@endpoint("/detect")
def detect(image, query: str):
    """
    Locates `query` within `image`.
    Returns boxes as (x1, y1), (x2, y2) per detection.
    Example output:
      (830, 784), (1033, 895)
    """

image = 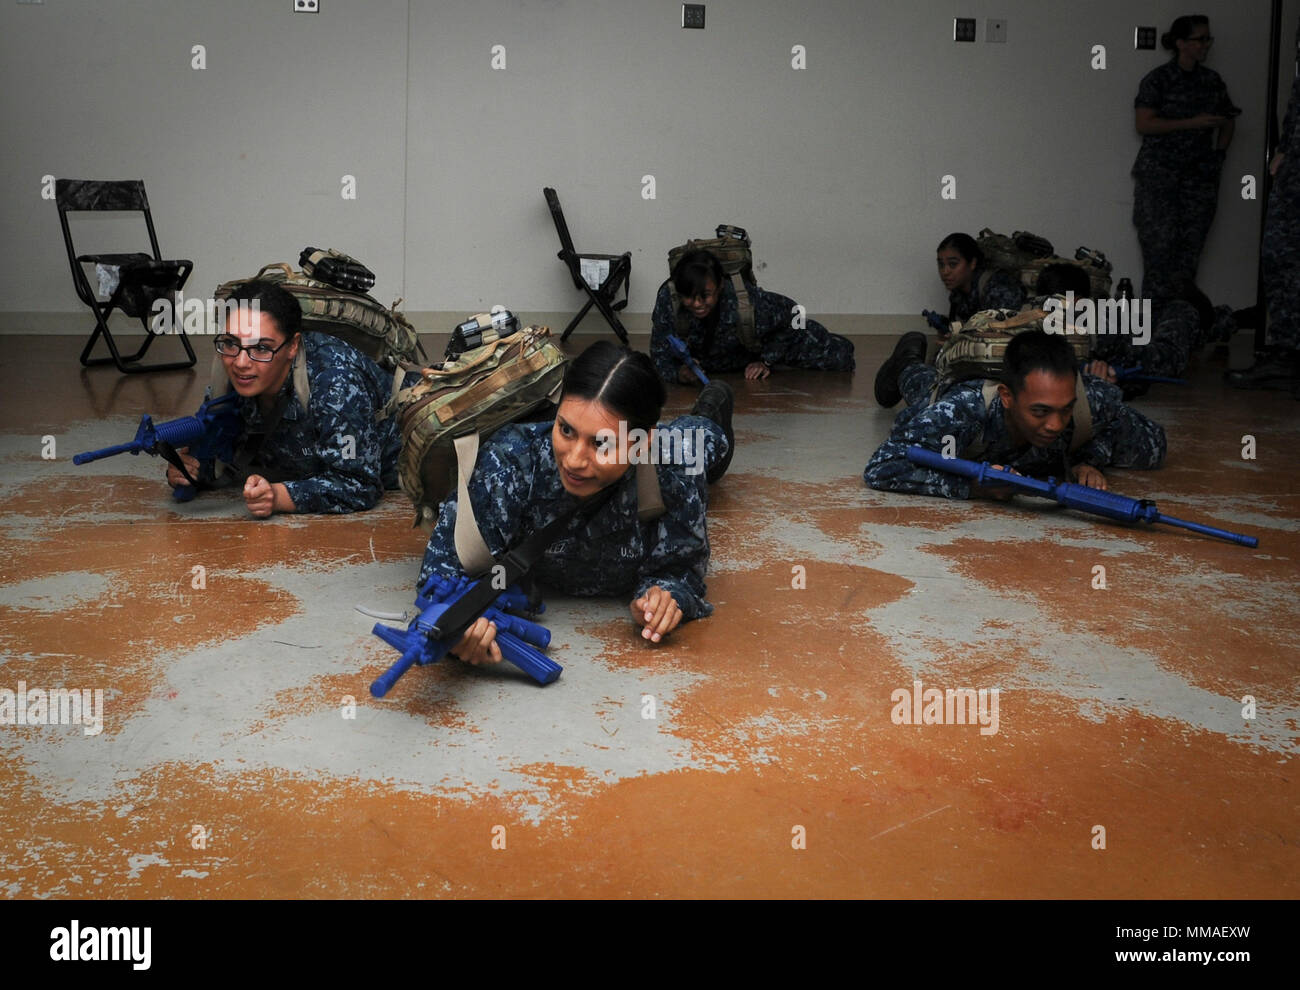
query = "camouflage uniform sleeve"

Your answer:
(650, 281), (681, 383)
(280, 354), (389, 514)
(631, 464), (712, 622)
(1280, 74), (1298, 150)
(750, 286), (800, 366)
(1209, 67), (1234, 116)
(981, 269), (1026, 312)
(863, 388), (988, 498)
(415, 425), (538, 590)
(1072, 379), (1167, 471)
(1134, 65), (1165, 109)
